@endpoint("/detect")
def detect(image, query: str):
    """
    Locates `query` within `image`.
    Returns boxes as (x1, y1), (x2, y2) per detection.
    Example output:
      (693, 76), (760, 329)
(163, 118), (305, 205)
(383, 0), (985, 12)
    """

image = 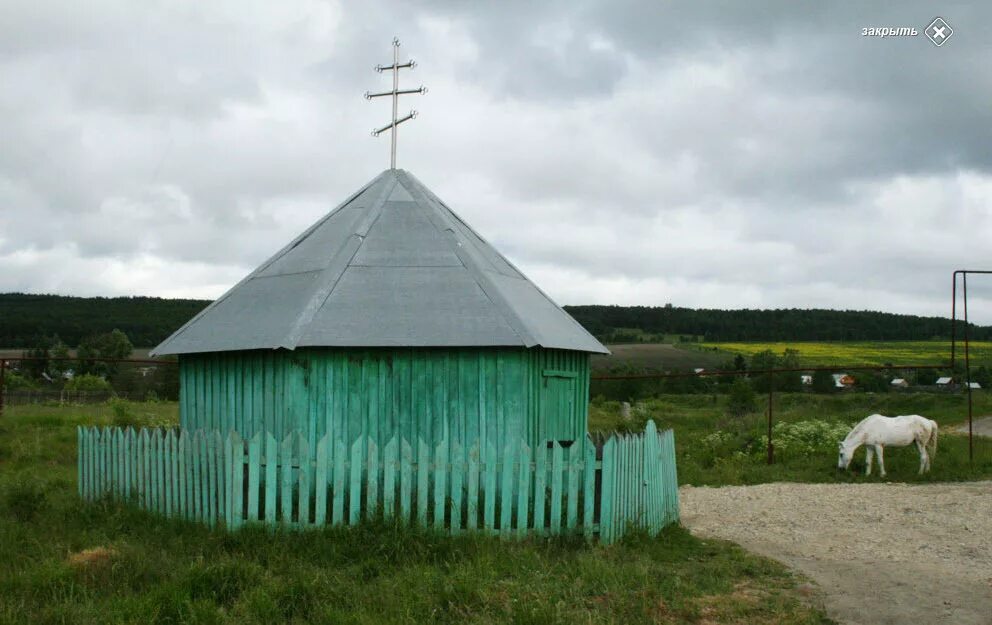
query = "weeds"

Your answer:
(109, 398), (136, 428)
(0, 400), (830, 624)
(590, 392), (992, 486)
(3, 480), (47, 522)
